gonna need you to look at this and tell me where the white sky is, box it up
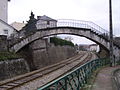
[8,0,120,44]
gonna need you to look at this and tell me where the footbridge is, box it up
[10,19,120,60]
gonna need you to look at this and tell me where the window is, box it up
[47,21,50,25]
[4,29,8,35]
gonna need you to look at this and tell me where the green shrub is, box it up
[50,37,74,47]
[0,51,22,61]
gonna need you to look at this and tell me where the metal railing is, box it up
[57,19,120,48]
[38,58,109,90]
[57,19,110,36]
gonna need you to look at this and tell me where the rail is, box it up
[38,58,109,90]
[57,19,110,36]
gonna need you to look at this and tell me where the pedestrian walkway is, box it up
[92,66,120,90]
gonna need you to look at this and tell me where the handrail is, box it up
[57,19,110,36]
[38,58,110,90]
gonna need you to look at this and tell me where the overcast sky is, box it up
[8,0,120,44]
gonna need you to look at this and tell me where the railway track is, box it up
[66,52,93,72]
[0,51,95,90]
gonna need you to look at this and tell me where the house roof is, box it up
[11,22,26,31]
[0,19,18,32]
[37,15,57,21]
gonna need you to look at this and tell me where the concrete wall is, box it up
[0,58,30,81]
[33,45,76,69]
[30,39,76,69]
[19,39,76,70]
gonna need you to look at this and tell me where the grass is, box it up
[0,51,22,61]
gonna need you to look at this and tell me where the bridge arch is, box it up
[11,27,110,53]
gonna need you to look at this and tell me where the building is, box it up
[11,22,26,31]
[89,44,100,52]
[0,0,18,37]
[36,15,57,29]
[0,0,10,23]
[20,12,57,38]
[0,19,17,37]
[79,44,90,51]
[0,0,16,37]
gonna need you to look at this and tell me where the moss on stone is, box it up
[0,51,22,61]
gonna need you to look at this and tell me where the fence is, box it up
[57,19,110,36]
[38,58,109,90]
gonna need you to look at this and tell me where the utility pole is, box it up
[109,0,114,66]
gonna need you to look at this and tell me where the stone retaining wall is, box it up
[0,35,7,51]
[29,39,76,69]
[33,45,76,69]
[18,39,76,71]
[0,58,30,81]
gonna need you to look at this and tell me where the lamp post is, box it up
[109,0,114,66]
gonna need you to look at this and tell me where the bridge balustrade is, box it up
[38,58,109,90]
[57,19,110,37]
